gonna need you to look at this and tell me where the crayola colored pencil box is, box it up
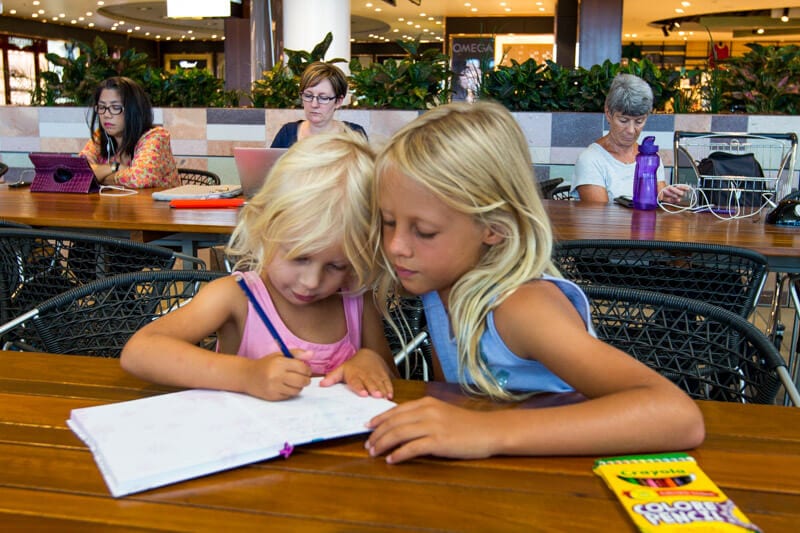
[593,453,761,532]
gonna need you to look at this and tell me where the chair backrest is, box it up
[550,185,573,200]
[384,295,432,381]
[553,239,768,318]
[537,177,564,199]
[0,219,31,229]
[0,228,204,348]
[584,285,798,405]
[178,168,221,186]
[21,270,226,357]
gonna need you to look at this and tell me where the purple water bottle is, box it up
[632,136,660,211]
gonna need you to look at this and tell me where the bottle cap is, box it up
[639,136,659,155]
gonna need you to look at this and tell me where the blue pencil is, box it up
[235,275,293,358]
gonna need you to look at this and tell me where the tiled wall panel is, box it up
[1,107,798,187]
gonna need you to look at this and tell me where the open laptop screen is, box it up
[233,147,287,197]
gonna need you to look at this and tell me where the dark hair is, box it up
[87,76,154,160]
[300,62,348,99]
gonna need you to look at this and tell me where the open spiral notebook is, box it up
[68,378,395,497]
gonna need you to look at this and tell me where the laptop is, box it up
[28,153,100,193]
[234,147,287,197]
[152,184,243,201]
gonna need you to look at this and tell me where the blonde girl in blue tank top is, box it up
[365,101,704,464]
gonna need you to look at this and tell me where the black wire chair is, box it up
[0,228,205,350]
[0,219,31,229]
[178,168,221,186]
[550,184,573,200]
[584,285,799,406]
[0,270,225,358]
[553,239,768,319]
[787,275,800,387]
[537,177,564,199]
[0,162,8,178]
[384,295,433,381]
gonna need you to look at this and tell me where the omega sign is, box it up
[452,42,493,55]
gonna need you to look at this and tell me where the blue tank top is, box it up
[421,275,595,393]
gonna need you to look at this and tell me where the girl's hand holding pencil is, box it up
[241,350,313,401]
[234,274,317,401]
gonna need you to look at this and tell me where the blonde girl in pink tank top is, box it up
[121,131,397,401]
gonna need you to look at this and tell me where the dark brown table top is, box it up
[1,350,798,531]
[546,200,800,263]
[0,185,239,236]
[3,185,797,263]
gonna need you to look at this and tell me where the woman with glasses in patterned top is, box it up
[80,76,179,188]
[270,62,367,148]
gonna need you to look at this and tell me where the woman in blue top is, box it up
[270,62,367,148]
[366,101,704,464]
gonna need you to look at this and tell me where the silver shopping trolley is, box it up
[673,132,798,211]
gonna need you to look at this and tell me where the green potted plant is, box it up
[36,36,152,105]
[478,58,547,111]
[153,67,241,108]
[721,43,800,114]
[480,57,679,113]
[348,38,451,109]
[35,36,241,109]
[251,32,345,108]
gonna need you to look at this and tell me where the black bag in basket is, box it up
[697,152,764,207]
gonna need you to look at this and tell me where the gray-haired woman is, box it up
[571,73,687,203]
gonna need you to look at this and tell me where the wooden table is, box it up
[1,351,798,531]
[546,200,800,347]
[3,187,797,269]
[546,200,800,273]
[0,185,240,255]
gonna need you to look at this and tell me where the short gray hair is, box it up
[605,74,653,116]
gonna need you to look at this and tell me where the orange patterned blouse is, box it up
[80,126,180,188]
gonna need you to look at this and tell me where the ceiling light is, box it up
[781,8,789,23]
[167,0,230,18]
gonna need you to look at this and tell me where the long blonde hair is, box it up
[372,101,560,400]
[228,130,375,290]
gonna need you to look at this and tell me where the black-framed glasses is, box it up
[301,93,337,104]
[95,104,125,115]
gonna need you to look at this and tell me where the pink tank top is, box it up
[234,271,363,374]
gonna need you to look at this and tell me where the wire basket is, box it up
[673,132,798,210]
